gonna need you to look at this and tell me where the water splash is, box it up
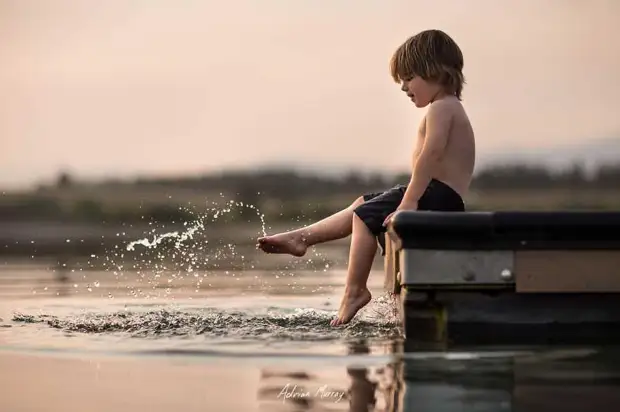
[71,196,343,301]
[125,199,266,252]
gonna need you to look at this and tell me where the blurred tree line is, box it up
[1,162,618,225]
[471,163,619,190]
[136,162,620,197]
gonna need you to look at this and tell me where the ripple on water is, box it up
[11,303,402,342]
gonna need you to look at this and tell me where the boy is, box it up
[257,29,476,326]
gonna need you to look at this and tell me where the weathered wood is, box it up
[383,232,401,295]
[515,251,620,293]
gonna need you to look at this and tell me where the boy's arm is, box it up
[400,101,453,208]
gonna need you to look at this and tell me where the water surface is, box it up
[2,262,620,411]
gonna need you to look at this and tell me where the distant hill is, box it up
[254,138,620,177]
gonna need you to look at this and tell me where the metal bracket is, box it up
[400,249,515,288]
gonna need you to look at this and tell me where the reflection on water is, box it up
[255,339,620,412]
[258,340,386,411]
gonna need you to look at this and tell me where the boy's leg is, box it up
[331,186,405,326]
[256,195,368,257]
[330,212,376,325]
[331,180,464,325]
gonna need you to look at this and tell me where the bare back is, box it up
[414,97,475,199]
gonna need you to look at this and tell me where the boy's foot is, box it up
[256,231,308,257]
[330,287,372,326]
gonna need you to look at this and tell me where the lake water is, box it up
[2,262,620,411]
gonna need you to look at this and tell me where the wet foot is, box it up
[330,287,372,326]
[256,231,308,257]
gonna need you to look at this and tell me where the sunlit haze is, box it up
[2,0,619,189]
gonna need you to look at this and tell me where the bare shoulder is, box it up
[424,97,460,133]
[428,97,462,117]
[431,97,472,129]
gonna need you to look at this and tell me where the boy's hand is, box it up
[382,201,418,227]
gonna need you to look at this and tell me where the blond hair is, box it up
[390,29,465,100]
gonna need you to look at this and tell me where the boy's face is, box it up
[400,76,441,108]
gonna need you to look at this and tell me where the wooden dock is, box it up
[384,211,620,344]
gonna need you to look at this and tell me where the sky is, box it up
[1,0,619,189]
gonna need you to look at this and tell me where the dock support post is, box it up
[383,233,401,296]
[384,233,448,344]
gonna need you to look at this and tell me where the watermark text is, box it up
[277,383,346,403]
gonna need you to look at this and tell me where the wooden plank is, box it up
[515,250,620,293]
[383,234,395,292]
[383,234,401,294]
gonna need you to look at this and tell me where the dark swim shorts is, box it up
[353,178,465,255]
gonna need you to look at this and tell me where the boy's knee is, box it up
[352,201,373,226]
[350,196,365,209]
[352,203,381,239]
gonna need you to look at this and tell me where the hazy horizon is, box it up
[2,0,620,190]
